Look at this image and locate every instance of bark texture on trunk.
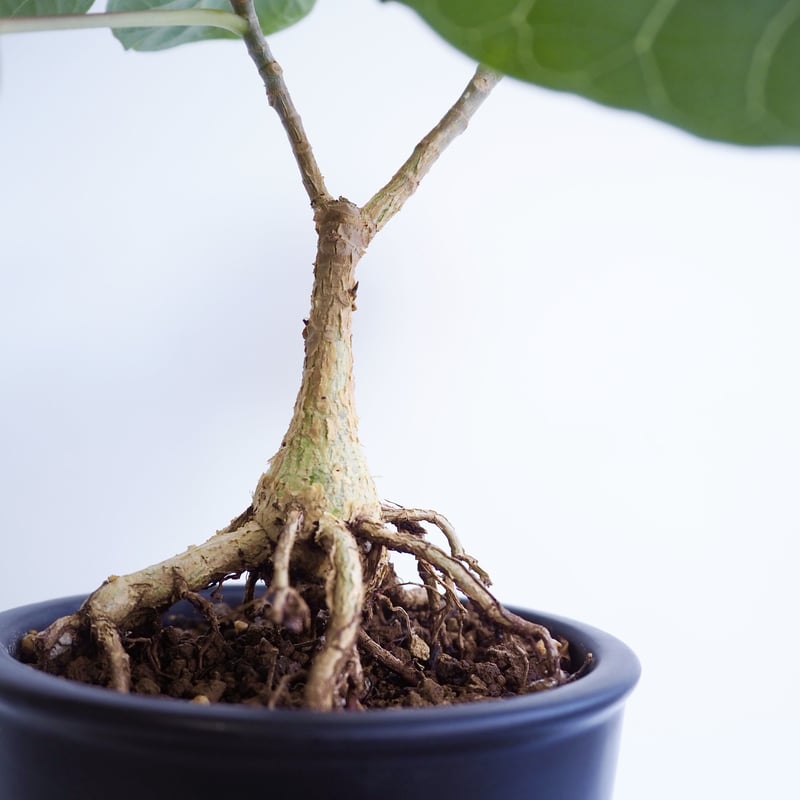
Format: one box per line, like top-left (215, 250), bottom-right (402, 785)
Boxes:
top-left (254, 198), bottom-right (380, 534)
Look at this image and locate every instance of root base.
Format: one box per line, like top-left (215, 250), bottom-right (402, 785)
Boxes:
top-left (24, 584), bottom-right (572, 709)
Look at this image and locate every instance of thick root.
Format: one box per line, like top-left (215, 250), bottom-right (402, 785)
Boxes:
top-left (263, 508), bottom-right (311, 634)
top-left (33, 514), bottom-right (272, 691)
top-left (304, 517), bottom-right (364, 710)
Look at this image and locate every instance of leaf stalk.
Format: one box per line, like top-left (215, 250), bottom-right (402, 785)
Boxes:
top-left (0, 9), bottom-right (248, 37)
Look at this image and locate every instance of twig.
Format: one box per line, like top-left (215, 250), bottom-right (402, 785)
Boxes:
top-left (362, 65), bottom-right (501, 232)
top-left (229, 0), bottom-right (331, 206)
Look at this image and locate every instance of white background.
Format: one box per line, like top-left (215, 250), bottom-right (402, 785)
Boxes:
top-left (1, 1), bottom-right (799, 797)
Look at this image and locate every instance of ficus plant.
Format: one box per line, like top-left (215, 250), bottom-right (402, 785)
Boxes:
top-left (1, 0), bottom-right (798, 710)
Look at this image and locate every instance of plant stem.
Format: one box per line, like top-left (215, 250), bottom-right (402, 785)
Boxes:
top-left (229, 0), bottom-right (331, 206)
top-left (0, 10), bottom-right (247, 36)
top-left (362, 65), bottom-right (502, 232)
top-left (253, 198), bottom-right (379, 525)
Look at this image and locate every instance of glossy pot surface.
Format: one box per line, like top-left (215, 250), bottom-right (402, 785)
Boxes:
top-left (0, 589), bottom-right (639, 800)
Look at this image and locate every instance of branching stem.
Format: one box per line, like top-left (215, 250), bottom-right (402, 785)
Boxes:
top-left (362, 65), bottom-right (501, 232)
top-left (229, 0), bottom-right (331, 206)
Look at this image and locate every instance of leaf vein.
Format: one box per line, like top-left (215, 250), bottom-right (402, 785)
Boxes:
top-left (746, 0), bottom-right (800, 123)
top-left (633, 0), bottom-right (680, 117)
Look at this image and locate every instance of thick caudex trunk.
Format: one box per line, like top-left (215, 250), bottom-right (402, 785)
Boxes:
top-left (254, 197), bottom-right (380, 531)
top-left (248, 198), bottom-right (382, 707)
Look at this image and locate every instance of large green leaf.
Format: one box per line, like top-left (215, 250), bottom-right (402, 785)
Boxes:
top-left (0, 0), bottom-right (93, 14)
top-left (109, 0), bottom-right (315, 51)
top-left (395, 0), bottom-right (800, 146)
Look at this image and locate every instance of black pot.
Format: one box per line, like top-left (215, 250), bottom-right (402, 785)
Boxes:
top-left (0, 589), bottom-right (639, 800)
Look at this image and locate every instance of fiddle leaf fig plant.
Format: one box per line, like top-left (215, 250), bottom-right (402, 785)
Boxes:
top-left (1, 0), bottom-right (797, 710)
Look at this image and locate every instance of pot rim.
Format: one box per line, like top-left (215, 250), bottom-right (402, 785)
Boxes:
top-left (0, 590), bottom-right (640, 741)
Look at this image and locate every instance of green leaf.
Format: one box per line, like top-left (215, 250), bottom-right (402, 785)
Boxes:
top-left (0, 0), bottom-right (93, 15)
top-left (395, 0), bottom-right (800, 146)
top-left (108, 0), bottom-right (315, 51)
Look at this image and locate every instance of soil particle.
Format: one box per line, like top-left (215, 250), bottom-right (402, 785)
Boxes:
top-left (25, 586), bottom-right (575, 709)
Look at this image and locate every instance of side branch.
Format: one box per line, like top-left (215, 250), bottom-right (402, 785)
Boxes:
top-left (229, 0), bottom-right (331, 206)
top-left (362, 65), bottom-right (501, 232)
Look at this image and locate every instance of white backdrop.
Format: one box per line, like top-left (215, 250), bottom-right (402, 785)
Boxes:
top-left (1, 1), bottom-right (799, 797)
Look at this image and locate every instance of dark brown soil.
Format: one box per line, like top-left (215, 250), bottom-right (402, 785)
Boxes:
top-left (22, 582), bottom-right (578, 709)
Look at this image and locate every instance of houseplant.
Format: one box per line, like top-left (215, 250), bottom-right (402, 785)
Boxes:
top-left (3, 0), bottom-right (796, 796)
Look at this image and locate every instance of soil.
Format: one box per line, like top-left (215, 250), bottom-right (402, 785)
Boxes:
top-left (21, 581), bottom-right (579, 709)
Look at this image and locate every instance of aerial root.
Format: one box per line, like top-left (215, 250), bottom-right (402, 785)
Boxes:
top-left (304, 517), bottom-right (365, 710)
top-left (381, 504), bottom-right (492, 584)
top-left (263, 507), bottom-right (310, 634)
top-left (355, 518), bottom-right (568, 684)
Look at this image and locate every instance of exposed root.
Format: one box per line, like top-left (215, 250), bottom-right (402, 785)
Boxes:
top-left (381, 504), bottom-right (492, 584)
top-left (263, 508), bottom-right (310, 634)
top-left (29, 502), bottom-right (572, 706)
top-left (355, 518), bottom-right (567, 684)
top-left (376, 593), bottom-right (414, 642)
top-left (32, 514), bottom-right (271, 684)
top-left (358, 629), bottom-right (421, 686)
top-left (304, 517), bottom-right (364, 710)
top-left (89, 616), bottom-right (130, 693)
top-left (268, 669), bottom-right (307, 710)
top-left (35, 612), bottom-right (81, 660)
top-left (76, 514), bottom-right (269, 632)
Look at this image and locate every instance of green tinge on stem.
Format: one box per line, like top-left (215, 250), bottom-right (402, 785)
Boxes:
top-left (0, 9), bottom-right (248, 36)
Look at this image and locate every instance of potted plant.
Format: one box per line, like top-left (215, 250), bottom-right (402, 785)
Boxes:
top-left (1, 2), bottom-right (795, 798)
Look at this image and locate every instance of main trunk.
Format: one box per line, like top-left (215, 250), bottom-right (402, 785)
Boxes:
top-left (254, 198), bottom-right (380, 531)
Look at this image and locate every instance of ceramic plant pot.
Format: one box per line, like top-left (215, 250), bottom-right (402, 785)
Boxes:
top-left (0, 588), bottom-right (639, 800)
